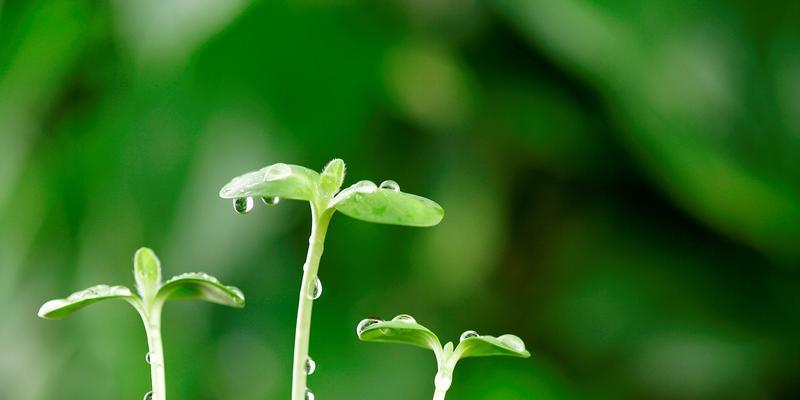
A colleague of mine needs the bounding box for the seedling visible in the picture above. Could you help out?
[357,315,530,400]
[37,247,245,400]
[219,159,444,400]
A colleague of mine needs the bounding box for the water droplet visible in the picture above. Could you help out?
[309,277,322,300]
[305,388,315,400]
[143,391,153,400]
[261,196,280,206]
[353,180,377,194]
[498,334,525,352]
[145,352,152,364]
[379,180,400,192]
[356,318,383,336]
[392,314,416,324]
[459,330,479,342]
[233,197,254,214]
[305,357,316,375]
[265,163,291,181]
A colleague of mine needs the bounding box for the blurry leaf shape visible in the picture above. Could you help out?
[112,0,249,66]
[334,181,444,227]
[157,272,245,308]
[0,0,90,211]
[456,334,531,359]
[385,40,474,130]
[416,164,502,300]
[37,285,135,320]
[219,163,320,202]
[134,247,162,300]
[357,318,442,352]
[496,0,800,258]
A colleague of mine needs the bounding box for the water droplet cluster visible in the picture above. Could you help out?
[66,285,131,302]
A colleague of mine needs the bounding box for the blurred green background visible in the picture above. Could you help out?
[1,0,799,399]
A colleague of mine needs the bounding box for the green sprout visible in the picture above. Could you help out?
[219,159,444,400]
[37,247,245,400]
[357,315,530,400]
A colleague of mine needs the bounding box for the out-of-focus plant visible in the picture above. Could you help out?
[219,159,444,400]
[356,315,530,399]
[37,248,245,400]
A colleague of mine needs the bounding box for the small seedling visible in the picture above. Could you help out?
[37,247,245,400]
[220,159,444,400]
[356,315,530,400]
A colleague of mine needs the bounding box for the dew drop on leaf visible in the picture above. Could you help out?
[392,314,416,323]
[265,163,291,181]
[233,197,254,214]
[379,180,400,192]
[305,388,315,400]
[498,334,525,351]
[261,196,280,206]
[356,318,383,335]
[305,356,316,375]
[143,391,153,400]
[459,330,479,342]
[353,180,377,194]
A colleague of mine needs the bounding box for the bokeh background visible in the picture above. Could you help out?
[2,0,799,399]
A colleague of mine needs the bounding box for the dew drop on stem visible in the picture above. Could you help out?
[379,180,400,192]
[233,197,254,214]
[308,277,322,300]
[356,318,383,336]
[261,196,280,206]
[145,352,152,364]
[143,391,153,400]
[459,330,479,342]
[305,388,315,400]
[392,314,416,323]
[305,356,316,375]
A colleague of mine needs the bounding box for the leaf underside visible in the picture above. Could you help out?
[219,163,320,202]
[37,285,134,320]
[456,334,531,359]
[157,273,245,308]
[335,188,444,227]
[357,320,441,351]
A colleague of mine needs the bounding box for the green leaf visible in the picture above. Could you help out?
[333,181,444,227]
[156,272,245,308]
[356,316,442,352]
[455,333,531,359]
[37,285,136,320]
[219,163,321,202]
[134,247,162,300]
[319,158,346,197]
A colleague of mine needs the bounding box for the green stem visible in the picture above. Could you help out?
[291,205,331,400]
[143,306,166,400]
[432,361,455,400]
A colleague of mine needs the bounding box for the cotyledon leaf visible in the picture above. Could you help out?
[356,317,442,352]
[333,181,444,227]
[156,272,245,308]
[219,162,321,202]
[37,285,136,320]
[455,333,530,359]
